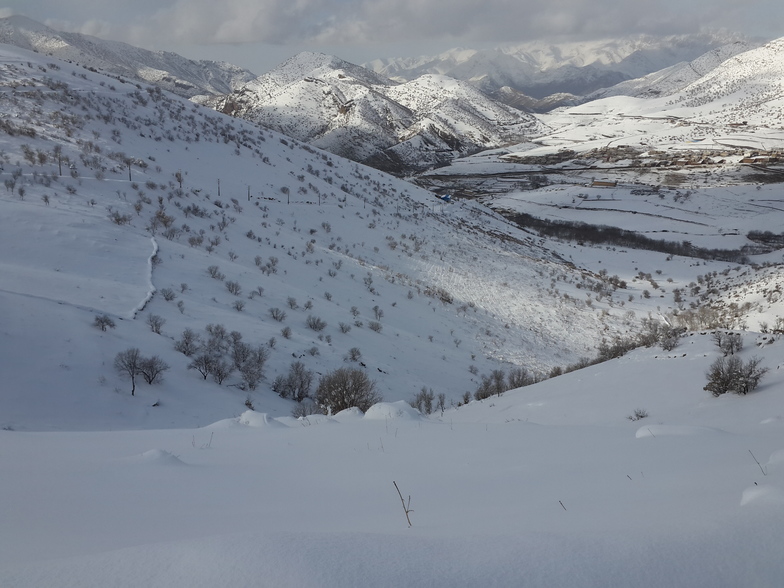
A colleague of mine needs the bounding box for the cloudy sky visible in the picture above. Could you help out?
[1,0,780,73]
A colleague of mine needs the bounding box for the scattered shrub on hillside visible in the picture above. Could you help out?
[93,314,115,332]
[627,409,649,421]
[146,314,165,334]
[236,344,269,391]
[412,387,435,414]
[704,356,768,396]
[225,280,242,296]
[474,370,507,401]
[291,400,325,418]
[272,361,313,402]
[507,366,535,389]
[306,315,327,331]
[174,328,202,357]
[269,307,287,322]
[315,367,381,414]
[188,354,214,380]
[713,331,743,356]
[206,265,225,280]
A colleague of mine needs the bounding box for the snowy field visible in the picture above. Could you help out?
[2,335,784,587]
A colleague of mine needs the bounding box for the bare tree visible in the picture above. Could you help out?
[412,387,435,414]
[138,356,169,385]
[272,361,313,402]
[93,314,116,332]
[188,354,214,380]
[174,328,202,357]
[114,348,142,395]
[238,345,270,391]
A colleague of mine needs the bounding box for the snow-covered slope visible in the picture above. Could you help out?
[0,15,256,97]
[2,331,783,587]
[366,32,752,101]
[0,43,634,432]
[586,40,757,100]
[203,52,546,174]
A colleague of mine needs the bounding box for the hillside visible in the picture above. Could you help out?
[2,33,784,588]
[0,43,638,432]
[0,15,256,97]
[201,52,546,174]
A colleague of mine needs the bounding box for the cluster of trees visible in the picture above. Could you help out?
[704,331,767,396]
[175,325,269,390]
[473,366,539,401]
[508,211,751,263]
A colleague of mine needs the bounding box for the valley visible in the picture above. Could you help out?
[0,18,783,587]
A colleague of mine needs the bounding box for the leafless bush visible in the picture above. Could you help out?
[225,280,242,296]
[272,361,313,402]
[269,307,287,322]
[93,314,115,332]
[306,315,327,332]
[315,367,381,414]
[146,314,165,334]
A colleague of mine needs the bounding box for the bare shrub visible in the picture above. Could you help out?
[225,280,242,296]
[627,408,649,421]
[93,314,115,332]
[207,265,225,280]
[306,315,327,332]
[315,367,381,414]
[704,356,768,396]
[269,307,287,322]
[345,347,362,362]
[412,387,435,414]
[146,314,165,334]
[272,361,313,402]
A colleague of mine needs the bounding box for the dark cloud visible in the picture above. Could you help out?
[1,0,779,72]
[4,0,778,46]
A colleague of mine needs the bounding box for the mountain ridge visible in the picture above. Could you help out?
[0,15,256,97]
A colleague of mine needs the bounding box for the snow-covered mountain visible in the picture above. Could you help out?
[586,40,757,100]
[366,32,752,102]
[201,52,546,174]
[0,15,256,97]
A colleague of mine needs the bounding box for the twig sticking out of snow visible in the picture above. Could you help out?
[393,481,413,527]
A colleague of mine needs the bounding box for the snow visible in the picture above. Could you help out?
[2,336,784,586]
[1,35,784,588]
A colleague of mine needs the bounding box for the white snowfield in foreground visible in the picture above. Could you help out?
[2,337,784,587]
